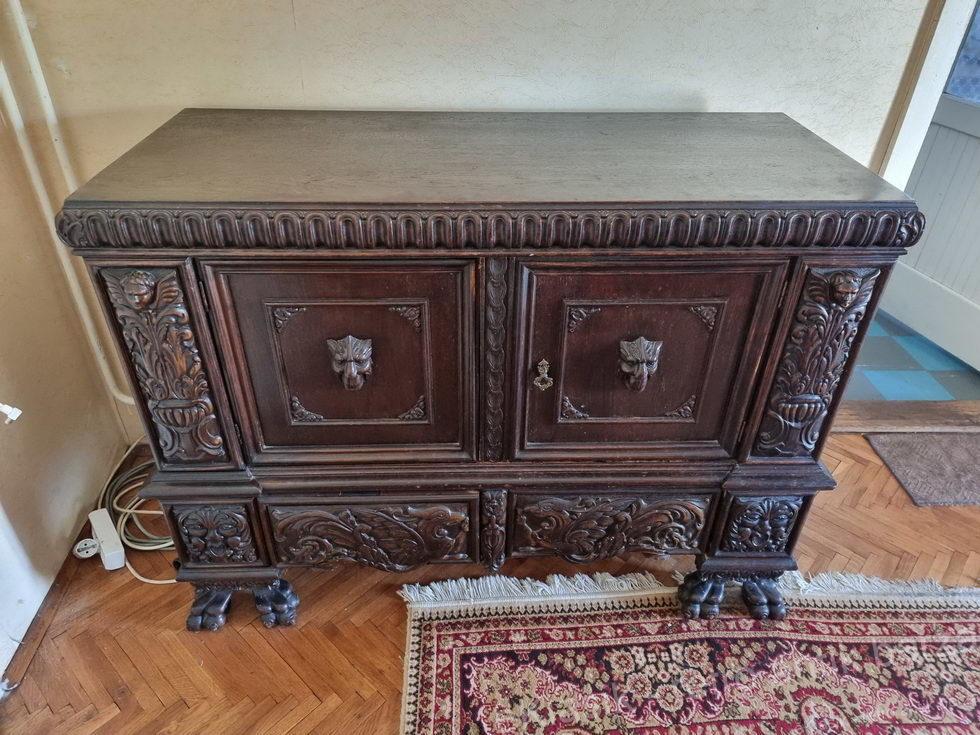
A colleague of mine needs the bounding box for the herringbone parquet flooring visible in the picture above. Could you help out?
[1,434,978,734]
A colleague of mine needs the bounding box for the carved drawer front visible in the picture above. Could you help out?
[515,261,785,460]
[511,493,713,562]
[266,496,479,571]
[203,260,475,464]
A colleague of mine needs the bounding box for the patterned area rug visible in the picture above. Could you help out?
[399,573,980,734]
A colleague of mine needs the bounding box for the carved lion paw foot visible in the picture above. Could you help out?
[187,587,233,631]
[678,572,726,619]
[254,579,300,628]
[741,577,788,620]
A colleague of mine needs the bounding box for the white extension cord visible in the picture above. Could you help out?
[73,438,177,585]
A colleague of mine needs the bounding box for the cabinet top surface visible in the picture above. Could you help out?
[68,109,909,208]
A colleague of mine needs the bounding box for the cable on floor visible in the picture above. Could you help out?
[98,439,176,585]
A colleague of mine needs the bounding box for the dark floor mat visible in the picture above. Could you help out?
[867,433,980,506]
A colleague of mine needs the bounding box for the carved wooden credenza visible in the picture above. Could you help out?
[57,110,923,629]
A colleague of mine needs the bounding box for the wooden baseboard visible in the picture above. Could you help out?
[834,400,980,433]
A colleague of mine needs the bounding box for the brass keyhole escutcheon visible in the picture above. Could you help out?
[533,359,554,391]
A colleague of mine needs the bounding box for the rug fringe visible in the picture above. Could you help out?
[399,572,670,615]
[402,570,980,617]
[779,570,978,598]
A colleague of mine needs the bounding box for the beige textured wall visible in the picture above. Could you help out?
[25,0,927,183]
[0,111,122,670]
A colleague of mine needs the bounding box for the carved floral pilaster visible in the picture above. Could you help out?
[755,268,879,457]
[101,268,227,463]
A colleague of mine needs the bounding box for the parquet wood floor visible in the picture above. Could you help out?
[2,434,978,734]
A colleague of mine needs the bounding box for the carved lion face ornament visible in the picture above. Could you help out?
[326,335,373,390]
[619,336,663,392]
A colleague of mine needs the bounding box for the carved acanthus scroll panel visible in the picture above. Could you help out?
[100,267,229,465]
[512,494,709,562]
[754,267,880,458]
[268,502,475,571]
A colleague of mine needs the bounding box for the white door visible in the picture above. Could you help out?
[881,7,980,370]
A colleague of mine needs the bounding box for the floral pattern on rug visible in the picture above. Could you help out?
[403,600,980,734]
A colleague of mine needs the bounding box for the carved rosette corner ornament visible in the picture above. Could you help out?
[397,395,426,421]
[173,505,259,565]
[567,306,601,332]
[270,504,470,571]
[559,395,589,420]
[480,490,507,573]
[388,305,423,332]
[513,495,707,562]
[101,269,227,464]
[272,306,306,333]
[689,304,717,330]
[755,268,879,457]
[720,496,803,554]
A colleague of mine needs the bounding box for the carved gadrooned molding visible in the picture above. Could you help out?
[269,504,471,571]
[755,267,879,457]
[57,206,924,250]
[101,268,227,464]
[174,504,259,565]
[513,495,707,562]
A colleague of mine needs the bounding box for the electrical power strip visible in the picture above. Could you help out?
[73,508,125,570]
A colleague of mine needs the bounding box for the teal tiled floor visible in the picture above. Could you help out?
[843,312,980,401]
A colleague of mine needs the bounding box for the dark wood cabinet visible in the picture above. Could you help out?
[58,110,924,629]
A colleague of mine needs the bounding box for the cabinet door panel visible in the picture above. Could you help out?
[204,260,475,464]
[514,260,785,460]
